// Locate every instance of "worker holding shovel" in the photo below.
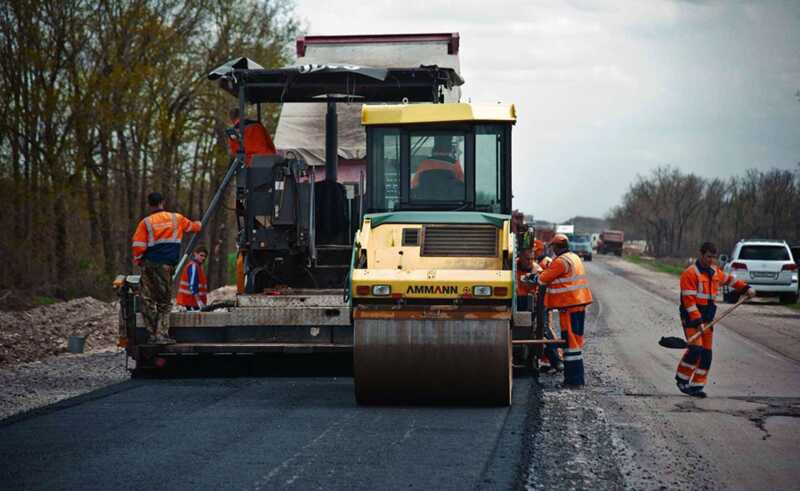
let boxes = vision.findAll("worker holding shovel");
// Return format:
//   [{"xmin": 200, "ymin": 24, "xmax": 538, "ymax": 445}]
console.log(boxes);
[{"xmin": 674, "ymin": 242, "xmax": 755, "ymax": 398}]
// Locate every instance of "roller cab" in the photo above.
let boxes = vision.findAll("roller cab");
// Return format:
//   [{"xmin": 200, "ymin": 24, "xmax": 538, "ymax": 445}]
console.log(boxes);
[{"xmin": 351, "ymin": 103, "xmax": 532, "ymax": 405}]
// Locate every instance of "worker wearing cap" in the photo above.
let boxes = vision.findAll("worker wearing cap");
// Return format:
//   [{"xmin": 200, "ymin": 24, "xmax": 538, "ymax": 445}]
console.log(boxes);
[
  {"xmin": 227, "ymin": 108, "xmax": 277, "ymax": 165},
  {"xmin": 177, "ymin": 246, "xmax": 209, "ymax": 311},
  {"xmin": 131, "ymin": 192, "xmax": 202, "ymax": 344},
  {"xmin": 531, "ymin": 234, "xmax": 592, "ymax": 386},
  {"xmin": 676, "ymin": 241, "xmax": 755, "ymax": 398},
  {"xmin": 410, "ymin": 136, "xmax": 464, "ymax": 189}
]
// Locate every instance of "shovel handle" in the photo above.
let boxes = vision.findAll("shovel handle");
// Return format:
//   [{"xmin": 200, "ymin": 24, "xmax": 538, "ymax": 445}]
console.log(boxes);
[{"xmin": 687, "ymin": 294, "xmax": 748, "ymax": 343}]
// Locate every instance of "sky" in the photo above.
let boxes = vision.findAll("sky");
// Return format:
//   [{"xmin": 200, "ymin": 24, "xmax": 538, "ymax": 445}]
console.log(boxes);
[{"xmin": 293, "ymin": 0, "xmax": 800, "ymax": 222}]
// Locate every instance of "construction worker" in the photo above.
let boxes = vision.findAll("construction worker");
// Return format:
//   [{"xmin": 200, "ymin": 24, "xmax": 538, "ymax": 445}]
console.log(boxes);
[
  {"xmin": 518, "ymin": 247, "xmax": 562, "ymax": 372},
  {"xmin": 410, "ymin": 136, "xmax": 464, "ymax": 189},
  {"xmin": 227, "ymin": 107, "xmax": 277, "ymax": 164},
  {"xmin": 177, "ymin": 246, "xmax": 209, "ymax": 311},
  {"xmin": 676, "ymin": 242, "xmax": 755, "ymax": 398},
  {"xmin": 131, "ymin": 192, "xmax": 202, "ymax": 344},
  {"xmin": 529, "ymin": 233, "xmax": 592, "ymax": 386},
  {"xmin": 534, "ymin": 239, "xmax": 552, "ymax": 270}
]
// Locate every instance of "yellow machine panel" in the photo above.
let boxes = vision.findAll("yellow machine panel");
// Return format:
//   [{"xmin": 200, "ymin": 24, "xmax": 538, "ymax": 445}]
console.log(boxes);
[{"xmin": 362, "ymin": 102, "xmax": 517, "ymax": 126}]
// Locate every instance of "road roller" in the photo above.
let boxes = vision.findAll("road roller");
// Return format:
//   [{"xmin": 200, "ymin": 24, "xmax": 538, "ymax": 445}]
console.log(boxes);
[{"xmin": 350, "ymin": 102, "xmax": 543, "ymax": 405}]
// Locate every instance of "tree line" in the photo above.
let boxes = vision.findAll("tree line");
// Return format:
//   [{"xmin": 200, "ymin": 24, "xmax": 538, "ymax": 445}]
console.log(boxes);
[
  {"xmin": 0, "ymin": 0, "xmax": 300, "ymax": 299},
  {"xmin": 608, "ymin": 165, "xmax": 800, "ymax": 258}
]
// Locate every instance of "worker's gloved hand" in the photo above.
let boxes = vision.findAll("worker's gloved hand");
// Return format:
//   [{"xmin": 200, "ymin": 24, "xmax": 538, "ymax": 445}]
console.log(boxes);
[
  {"xmin": 745, "ymin": 287, "xmax": 756, "ymax": 299},
  {"xmin": 522, "ymin": 274, "xmax": 539, "ymax": 285},
  {"xmin": 197, "ymin": 300, "xmax": 206, "ymax": 309}
]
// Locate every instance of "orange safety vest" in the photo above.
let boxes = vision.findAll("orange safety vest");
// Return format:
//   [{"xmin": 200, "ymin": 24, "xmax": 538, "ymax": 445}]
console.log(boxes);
[
  {"xmin": 410, "ymin": 158, "xmax": 465, "ymax": 188},
  {"xmin": 680, "ymin": 261, "xmax": 747, "ymax": 326},
  {"xmin": 516, "ymin": 268, "xmax": 535, "ymax": 296},
  {"xmin": 131, "ymin": 211, "xmax": 201, "ymax": 265},
  {"xmin": 177, "ymin": 259, "xmax": 208, "ymax": 307},
  {"xmin": 539, "ymin": 252, "xmax": 593, "ymax": 309},
  {"xmin": 228, "ymin": 119, "xmax": 277, "ymax": 164}
]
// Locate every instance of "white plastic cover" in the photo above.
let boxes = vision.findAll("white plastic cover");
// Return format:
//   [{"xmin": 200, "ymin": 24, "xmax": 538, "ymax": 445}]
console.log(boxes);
[{"xmin": 275, "ymin": 41, "xmax": 462, "ymax": 166}]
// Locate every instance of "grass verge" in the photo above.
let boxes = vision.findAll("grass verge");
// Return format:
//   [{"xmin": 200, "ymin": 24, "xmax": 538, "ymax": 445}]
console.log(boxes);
[{"xmin": 624, "ymin": 254, "xmax": 685, "ymax": 277}]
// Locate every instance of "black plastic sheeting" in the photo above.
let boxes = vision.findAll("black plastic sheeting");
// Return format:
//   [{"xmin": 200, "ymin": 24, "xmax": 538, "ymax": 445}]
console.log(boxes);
[{"xmin": 208, "ymin": 57, "xmax": 464, "ymax": 103}]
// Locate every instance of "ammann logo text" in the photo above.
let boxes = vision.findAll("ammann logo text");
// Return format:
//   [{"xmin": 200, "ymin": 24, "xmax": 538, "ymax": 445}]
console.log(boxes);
[{"xmin": 406, "ymin": 285, "xmax": 458, "ymax": 295}]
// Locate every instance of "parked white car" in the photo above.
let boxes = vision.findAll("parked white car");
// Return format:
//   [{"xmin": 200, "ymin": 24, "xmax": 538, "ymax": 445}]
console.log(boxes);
[{"xmin": 722, "ymin": 239, "xmax": 799, "ymax": 304}]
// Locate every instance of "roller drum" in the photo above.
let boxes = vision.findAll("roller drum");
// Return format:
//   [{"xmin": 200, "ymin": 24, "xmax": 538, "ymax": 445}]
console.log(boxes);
[{"xmin": 353, "ymin": 318, "xmax": 512, "ymax": 405}]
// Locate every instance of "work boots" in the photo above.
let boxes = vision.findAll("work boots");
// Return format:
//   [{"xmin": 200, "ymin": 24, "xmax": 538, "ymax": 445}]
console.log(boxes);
[{"xmin": 676, "ymin": 381, "xmax": 707, "ymax": 398}]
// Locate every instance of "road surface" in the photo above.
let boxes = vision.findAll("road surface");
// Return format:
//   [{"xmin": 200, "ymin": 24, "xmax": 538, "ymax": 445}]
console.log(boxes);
[{"xmin": 1, "ymin": 256, "xmax": 798, "ymax": 490}]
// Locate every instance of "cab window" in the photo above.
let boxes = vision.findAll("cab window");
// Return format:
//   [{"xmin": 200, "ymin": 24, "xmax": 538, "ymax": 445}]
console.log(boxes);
[
  {"xmin": 409, "ymin": 132, "xmax": 466, "ymax": 202},
  {"xmin": 369, "ymin": 128, "xmax": 401, "ymax": 211},
  {"xmin": 475, "ymin": 125, "xmax": 504, "ymax": 213}
]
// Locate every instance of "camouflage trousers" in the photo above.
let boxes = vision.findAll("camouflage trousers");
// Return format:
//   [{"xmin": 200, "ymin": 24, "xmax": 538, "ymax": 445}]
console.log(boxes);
[{"xmin": 140, "ymin": 261, "xmax": 174, "ymax": 338}]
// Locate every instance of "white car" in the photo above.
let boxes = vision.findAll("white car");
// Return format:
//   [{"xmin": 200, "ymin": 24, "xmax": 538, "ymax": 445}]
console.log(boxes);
[{"xmin": 722, "ymin": 239, "xmax": 799, "ymax": 304}]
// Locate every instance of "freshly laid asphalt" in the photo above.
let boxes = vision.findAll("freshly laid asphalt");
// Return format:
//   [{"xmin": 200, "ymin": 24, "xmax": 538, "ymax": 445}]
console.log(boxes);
[{"xmin": 0, "ymin": 355, "xmax": 537, "ymax": 490}]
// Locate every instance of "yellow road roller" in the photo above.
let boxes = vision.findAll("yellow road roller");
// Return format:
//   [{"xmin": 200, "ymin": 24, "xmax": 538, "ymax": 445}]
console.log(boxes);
[{"xmin": 350, "ymin": 102, "xmax": 541, "ymax": 405}]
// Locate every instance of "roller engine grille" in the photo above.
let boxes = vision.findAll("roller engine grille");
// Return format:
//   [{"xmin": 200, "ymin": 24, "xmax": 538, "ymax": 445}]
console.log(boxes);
[
  {"xmin": 421, "ymin": 226, "xmax": 498, "ymax": 257},
  {"xmin": 402, "ymin": 228, "xmax": 420, "ymax": 246}
]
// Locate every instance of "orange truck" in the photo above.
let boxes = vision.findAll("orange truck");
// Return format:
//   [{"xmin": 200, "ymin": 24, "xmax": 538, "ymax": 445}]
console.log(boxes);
[{"xmin": 597, "ymin": 230, "xmax": 624, "ymax": 256}]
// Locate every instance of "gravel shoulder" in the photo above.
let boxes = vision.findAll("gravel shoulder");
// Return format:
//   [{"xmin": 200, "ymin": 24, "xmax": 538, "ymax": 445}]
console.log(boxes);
[{"xmin": 0, "ymin": 349, "xmax": 130, "ymax": 421}]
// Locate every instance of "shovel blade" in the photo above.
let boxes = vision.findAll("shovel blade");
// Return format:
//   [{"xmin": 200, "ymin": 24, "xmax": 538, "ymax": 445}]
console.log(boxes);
[{"xmin": 659, "ymin": 336, "xmax": 688, "ymax": 349}]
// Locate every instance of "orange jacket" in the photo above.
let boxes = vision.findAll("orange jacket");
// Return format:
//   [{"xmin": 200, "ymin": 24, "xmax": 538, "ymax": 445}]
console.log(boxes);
[
  {"xmin": 516, "ymin": 268, "xmax": 535, "ymax": 296},
  {"xmin": 177, "ymin": 259, "xmax": 208, "ymax": 307},
  {"xmin": 539, "ymin": 252, "xmax": 593, "ymax": 309},
  {"xmin": 680, "ymin": 261, "xmax": 747, "ymax": 327},
  {"xmin": 538, "ymin": 256, "xmax": 552, "ymax": 270},
  {"xmin": 410, "ymin": 158, "xmax": 464, "ymax": 188},
  {"xmin": 228, "ymin": 119, "xmax": 277, "ymax": 164},
  {"xmin": 131, "ymin": 211, "xmax": 201, "ymax": 265}
]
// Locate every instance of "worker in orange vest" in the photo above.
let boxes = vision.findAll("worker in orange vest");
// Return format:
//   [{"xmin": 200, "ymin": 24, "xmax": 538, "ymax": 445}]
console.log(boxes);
[
  {"xmin": 227, "ymin": 107, "xmax": 277, "ymax": 165},
  {"xmin": 131, "ymin": 192, "xmax": 202, "ymax": 344},
  {"xmin": 676, "ymin": 242, "xmax": 755, "ymax": 397},
  {"xmin": 534, "ymin": 239, "xmax": 552, "ymax": 270},
  {"xmin": 177, "ymin": 246, "xmax": 209, "ymax": 311},
  {"xmin": 517, "ymin": 246, "xmax": 562, "ymax": 372},
  {"xmin": 529, "ymin": 234, "xmax": 593, "ymax": 386},
  {"xmin": 410, "ymin": 136, "xmax": 464, "ymax": 189}
]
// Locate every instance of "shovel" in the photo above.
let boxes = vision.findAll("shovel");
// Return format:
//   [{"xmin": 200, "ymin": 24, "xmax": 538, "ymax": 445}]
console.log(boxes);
[{"xmin": 659, "ymin": 295, "xmax": 748, "ymax": 349}]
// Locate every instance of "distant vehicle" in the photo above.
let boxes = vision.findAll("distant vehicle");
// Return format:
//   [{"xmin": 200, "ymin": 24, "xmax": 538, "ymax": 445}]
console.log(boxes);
[
  {"xmin": 570, "ymin": 234, "xmax": 592, "ymax": 261},
  {"xmin": 556, "ymin": 224, "xmax": 574, "ymax": 235},
  {"xmin": 722, "ymin": 239, "xmax": 799, "ymax": 304},
  {"xmin": 597, "ymin": 230, "xmax": 624, "ymax": 256},
  {"xmin": 590, "ymin": 233, "xmax": 600, "ymax": 249}
]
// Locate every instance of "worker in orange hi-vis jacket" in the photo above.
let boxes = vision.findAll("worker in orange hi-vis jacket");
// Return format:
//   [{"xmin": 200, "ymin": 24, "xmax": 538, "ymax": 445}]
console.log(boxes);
[
  {"xmin": 530, "ymin": 234, "xmax": 593, "ymax": 386},
  {"xmin": 533, "ymin": 239, "xmax": 552, "ymax": 270},
  {"xmin": 676, "ymin": 242, "xmax": 755, "ymax": 398},
  {"xmin": 517, "ymin": 246, "xmax": 562, "ymax": 373},
  {"xmin": 227, "ymin": 107, "xmax": 276, "ymax": 165},
  {"xmin": 410, "ymin": 135, "xmax": 464, "ymax": 189},
  {"xmin": 177, "ymin": 246, "xmax": 209, "ymax": 311},
  {"xmin": 131, "ymin": 192, "xmax": 202, "ymax": 344}
]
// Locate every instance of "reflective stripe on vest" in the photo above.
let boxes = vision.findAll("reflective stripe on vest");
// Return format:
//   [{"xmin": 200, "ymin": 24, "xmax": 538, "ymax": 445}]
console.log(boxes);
[
  {"xmin": 144, "ymin": 212, "xmax": 181, "ymax": 247},
  {"xmin": 544, "ymin": 252, "xmax": 593, "ymax": 309}
]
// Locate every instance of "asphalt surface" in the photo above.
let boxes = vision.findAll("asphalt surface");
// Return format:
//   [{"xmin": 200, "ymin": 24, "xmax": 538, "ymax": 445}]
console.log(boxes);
[
  {"xmin": 584, "ymin": 256, "xmax": 800, "ymax": 490},
  {"xmin": 2, "ymin": 256, "xmax": 799, "ymax": 490},
  {"xmin": 0, "ymin": 354, "xmax": 537, "ymax": 490}
]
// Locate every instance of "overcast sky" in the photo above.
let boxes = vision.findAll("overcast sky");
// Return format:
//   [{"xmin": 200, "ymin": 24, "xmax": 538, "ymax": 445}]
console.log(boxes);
[{"xmin": 294, "ymin": 0, "xmax": 800, "ymax": 222}]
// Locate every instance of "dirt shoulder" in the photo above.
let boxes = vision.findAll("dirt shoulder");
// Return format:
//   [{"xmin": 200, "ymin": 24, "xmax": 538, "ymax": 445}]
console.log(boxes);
[
  {"xmin": 599, "ymin": 255, "xmax": 800, "ymax": 362},
  {"xmin": 0, "ymin": 297, "xmax": 119, "ymax": 367}
]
